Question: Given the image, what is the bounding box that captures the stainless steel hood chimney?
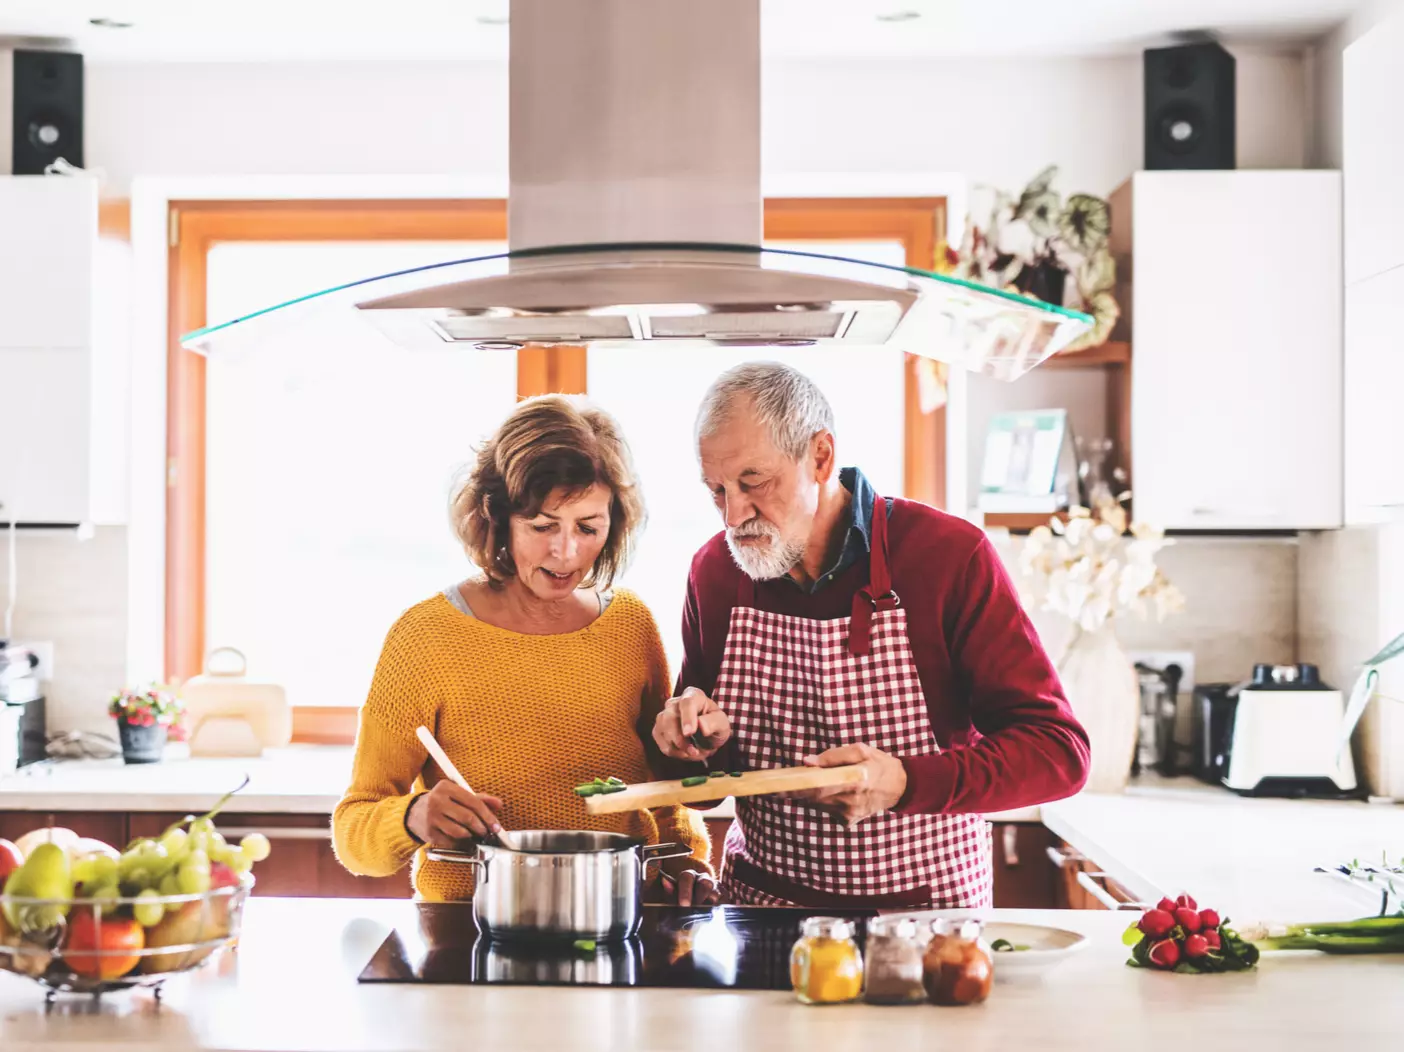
[181,0,1090,379]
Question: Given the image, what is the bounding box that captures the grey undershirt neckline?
[444,583,612,619]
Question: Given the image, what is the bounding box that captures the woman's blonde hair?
[451,395,645,590]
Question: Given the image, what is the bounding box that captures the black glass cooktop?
[357,904,876,989]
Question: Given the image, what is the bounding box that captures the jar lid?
[866,915,920,938]
[800,916,857,940]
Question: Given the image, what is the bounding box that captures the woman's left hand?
[671,868,723,907]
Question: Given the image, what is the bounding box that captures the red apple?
[209,861,241,890]
[0,839,22,879]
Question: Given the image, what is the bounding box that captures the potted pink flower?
[108,686,185,764]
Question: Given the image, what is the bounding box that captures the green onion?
[729,771,743,778]
[681,775,709,788]
[603,784,627,794]
[709,771,727,779]
[573,784,601,797]
[1239,915,1404,954]
[573,939,597,952]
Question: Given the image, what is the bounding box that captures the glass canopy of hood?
[181,242,1093,382]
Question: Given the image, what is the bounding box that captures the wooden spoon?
[414,725,519,851]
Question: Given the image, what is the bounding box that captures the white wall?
[5,46,1316,736]
[83,47,1309,197]
[1307,0,1403,167]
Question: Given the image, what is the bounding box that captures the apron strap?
[848,492,897,657]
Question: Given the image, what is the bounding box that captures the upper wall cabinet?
[1112,171,1342,532]
[0,177,95,350]
[1344,14,1404,287]
[0,176,96,525]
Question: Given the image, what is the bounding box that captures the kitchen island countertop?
[0,897,1400,1051]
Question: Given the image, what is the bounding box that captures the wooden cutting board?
[582,764,867,814]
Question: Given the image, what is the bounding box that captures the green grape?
[190,817,214,837]
[133,888,165,927]
[187,831,208,856]
[177,850,211,895]
[121,867,153,895]
[239,833,272,864]
[87,883,121,918]
[159,871,182,899]
[160,827,189,858]
[227,852,253,876]
[90,855,119,886]
[71,856,99,886]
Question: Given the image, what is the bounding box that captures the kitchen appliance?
[181,647,291,757]
[181,0,1091,379]
[1133,661,1184,775]
[0,643,46,772]
[1222,663,1359,798]
[427,831,690,943]
[1192,682,1238,784]
[359,902,873,989]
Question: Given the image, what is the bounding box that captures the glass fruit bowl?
[0,880,252,1000]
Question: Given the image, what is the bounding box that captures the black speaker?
[11,49,85,175]
[1144,42,1235,170]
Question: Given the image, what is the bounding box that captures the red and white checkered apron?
[715,494,992,909]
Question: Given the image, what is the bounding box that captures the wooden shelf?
[982,511,1065,532]
[1042,340,1130,368]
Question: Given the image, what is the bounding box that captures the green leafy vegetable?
[681,775,709,788]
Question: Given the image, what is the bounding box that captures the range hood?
[181,0,1090,380]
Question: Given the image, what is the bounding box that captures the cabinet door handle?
[213,825,330,841]
[1045,845,1085,868]
[1002,825,1020,867]
[1076,870,1146,910]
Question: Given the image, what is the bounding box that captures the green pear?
[2,842,74,933]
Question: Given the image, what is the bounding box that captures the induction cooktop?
[357,904,876,989]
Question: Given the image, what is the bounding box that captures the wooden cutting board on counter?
[582,764,867,814]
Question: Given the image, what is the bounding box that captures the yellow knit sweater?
[332,587,711,901]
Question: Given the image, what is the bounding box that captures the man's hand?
[791,743,908,826]
[671,868,723,907]
[653,687,732,761]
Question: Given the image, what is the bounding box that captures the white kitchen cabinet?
[0,177,94,350]
[0,348,90,523]
[1344,268,1404,519]
[0,176,96,524]
[1343,13,1404,286]
[1116,171,1342,531]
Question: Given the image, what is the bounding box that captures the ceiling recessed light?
[88,17,135,29]
[876,11,921,23]
[476,15,509,27]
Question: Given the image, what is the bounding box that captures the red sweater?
[676,499,1090,815]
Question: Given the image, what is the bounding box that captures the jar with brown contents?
[921,917,994,1006]
[789,917,864,1005]
[862,916,927,1005]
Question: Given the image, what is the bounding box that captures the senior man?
[654,361,1090,909]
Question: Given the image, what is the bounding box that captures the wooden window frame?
[164,196,948,743]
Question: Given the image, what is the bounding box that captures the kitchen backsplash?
[0,526,127,738]
[992,533,1299,685]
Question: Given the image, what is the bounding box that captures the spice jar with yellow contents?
[921,917,994,1006]
[790,917,864,1005]
[862,915,928,1005]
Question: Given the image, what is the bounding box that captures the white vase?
[1057,625,1140,794]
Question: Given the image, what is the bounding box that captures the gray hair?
[694,361,836,461]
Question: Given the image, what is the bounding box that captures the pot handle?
[640,842,692,870]
[425,847,485,869]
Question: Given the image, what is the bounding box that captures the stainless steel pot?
[470,935,643,985]
[427,830,689,942]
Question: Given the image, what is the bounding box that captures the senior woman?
[333,395,717,905]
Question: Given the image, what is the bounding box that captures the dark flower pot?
[118,720,168,764]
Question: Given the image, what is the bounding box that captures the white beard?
[726,520,805,580]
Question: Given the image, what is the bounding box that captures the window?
[203,241,514,708]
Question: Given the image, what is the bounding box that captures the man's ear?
[810,430,837,483]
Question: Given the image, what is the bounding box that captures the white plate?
[981,922,1089,980]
